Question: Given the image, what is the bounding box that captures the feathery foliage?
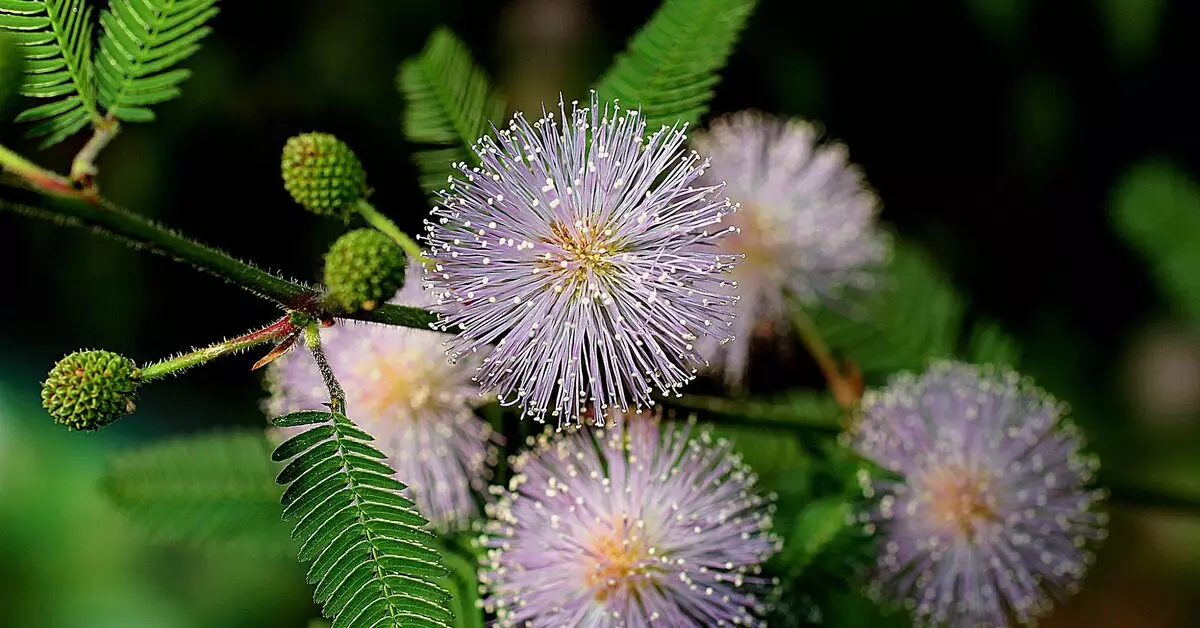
[397,27,506,197]
[1110,159,1200,326]
[0,0,102,146]
[95,0,219,123]
[101,429,294,557]
[593,0,758,131]
[272,410,452,628]
[811,241,964,377]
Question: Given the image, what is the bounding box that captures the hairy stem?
[71,119,122,185]
[140,315,301,381]
[0,186,441,330]
[0,144,79,198]
[305,324,346,414]
[356,199,427,262]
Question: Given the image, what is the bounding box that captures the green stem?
[0,144,78,198]
[356,199,427,262]
[1108,481,1200,516]
[140,316,300,381]
[0,184,443,330]
[0,185,312,306]
[70,119,121,184]
[791,307,860,410]
[669,394,842,433]
[305,324,346,414]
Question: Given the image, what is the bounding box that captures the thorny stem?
[356,199,427,262]
[140,315,302,381]
[305,324,346,414]
[791,307,862,412]
[70,118,122,187]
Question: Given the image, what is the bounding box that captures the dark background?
[2,0,1199,626]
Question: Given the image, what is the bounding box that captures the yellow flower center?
[353,348,440,419]
[542,220,620,292]
[582,518,653,602]
[915,464,999,537]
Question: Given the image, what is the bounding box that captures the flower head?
[423,92,740,425]
[849,361,1108,626]
[323,228,407,312]
[690,112,889,385]
[479,409,780,627]
[265,259,499,530]
[42,349,141,431]
[281,132,368,219]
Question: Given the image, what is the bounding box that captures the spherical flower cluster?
[323,228,407,312]
[42,349,141,431]
[479,409,780,627]
[281,132,368,218]
[690,112,889,386]
[265,259,499,530]
[848,361,1108,627]
[422,91,740,425]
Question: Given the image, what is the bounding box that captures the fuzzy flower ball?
[265,259,499,530]
[690,112,889,386]
[423,92,740,425]
[849,361,1108,627]
[479,409,780,627]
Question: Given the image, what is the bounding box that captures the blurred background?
[2,0,1200,625]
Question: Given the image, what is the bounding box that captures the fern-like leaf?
[397,27,506,197]
[95,0,219,123]
[1110,159,1200,326]
[811,241,965,378]
[593,0,758,131]
[272,410,452,628]
[0,0,102,146]
[101,429,295,558]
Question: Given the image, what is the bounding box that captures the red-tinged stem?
[139,315,302,381]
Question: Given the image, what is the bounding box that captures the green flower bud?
[324,228,407,312]
[0,30,24,115]
[281,132,368,218]
[41,350,141,431]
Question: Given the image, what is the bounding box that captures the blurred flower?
[264,258,499,531]
[423,92,740,424]
[479,409,780,626]
[849,361,1108,627]
[1123,321,1200,429]
[691,112,889,386]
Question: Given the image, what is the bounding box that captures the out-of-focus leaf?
[1111,160,1200,327]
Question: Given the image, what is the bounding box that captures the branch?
[667,394,842,433]
[139,315,303,381]
[0,184,439,330]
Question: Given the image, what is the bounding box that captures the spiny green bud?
[0,30,24,114]
[281,132,368,218]
[41,350,141,431]
[324,228,407,312]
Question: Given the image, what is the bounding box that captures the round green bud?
[323,228,407,312]
[0,30,25,115]
[281,132,368,218]
[41,350,141,431]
